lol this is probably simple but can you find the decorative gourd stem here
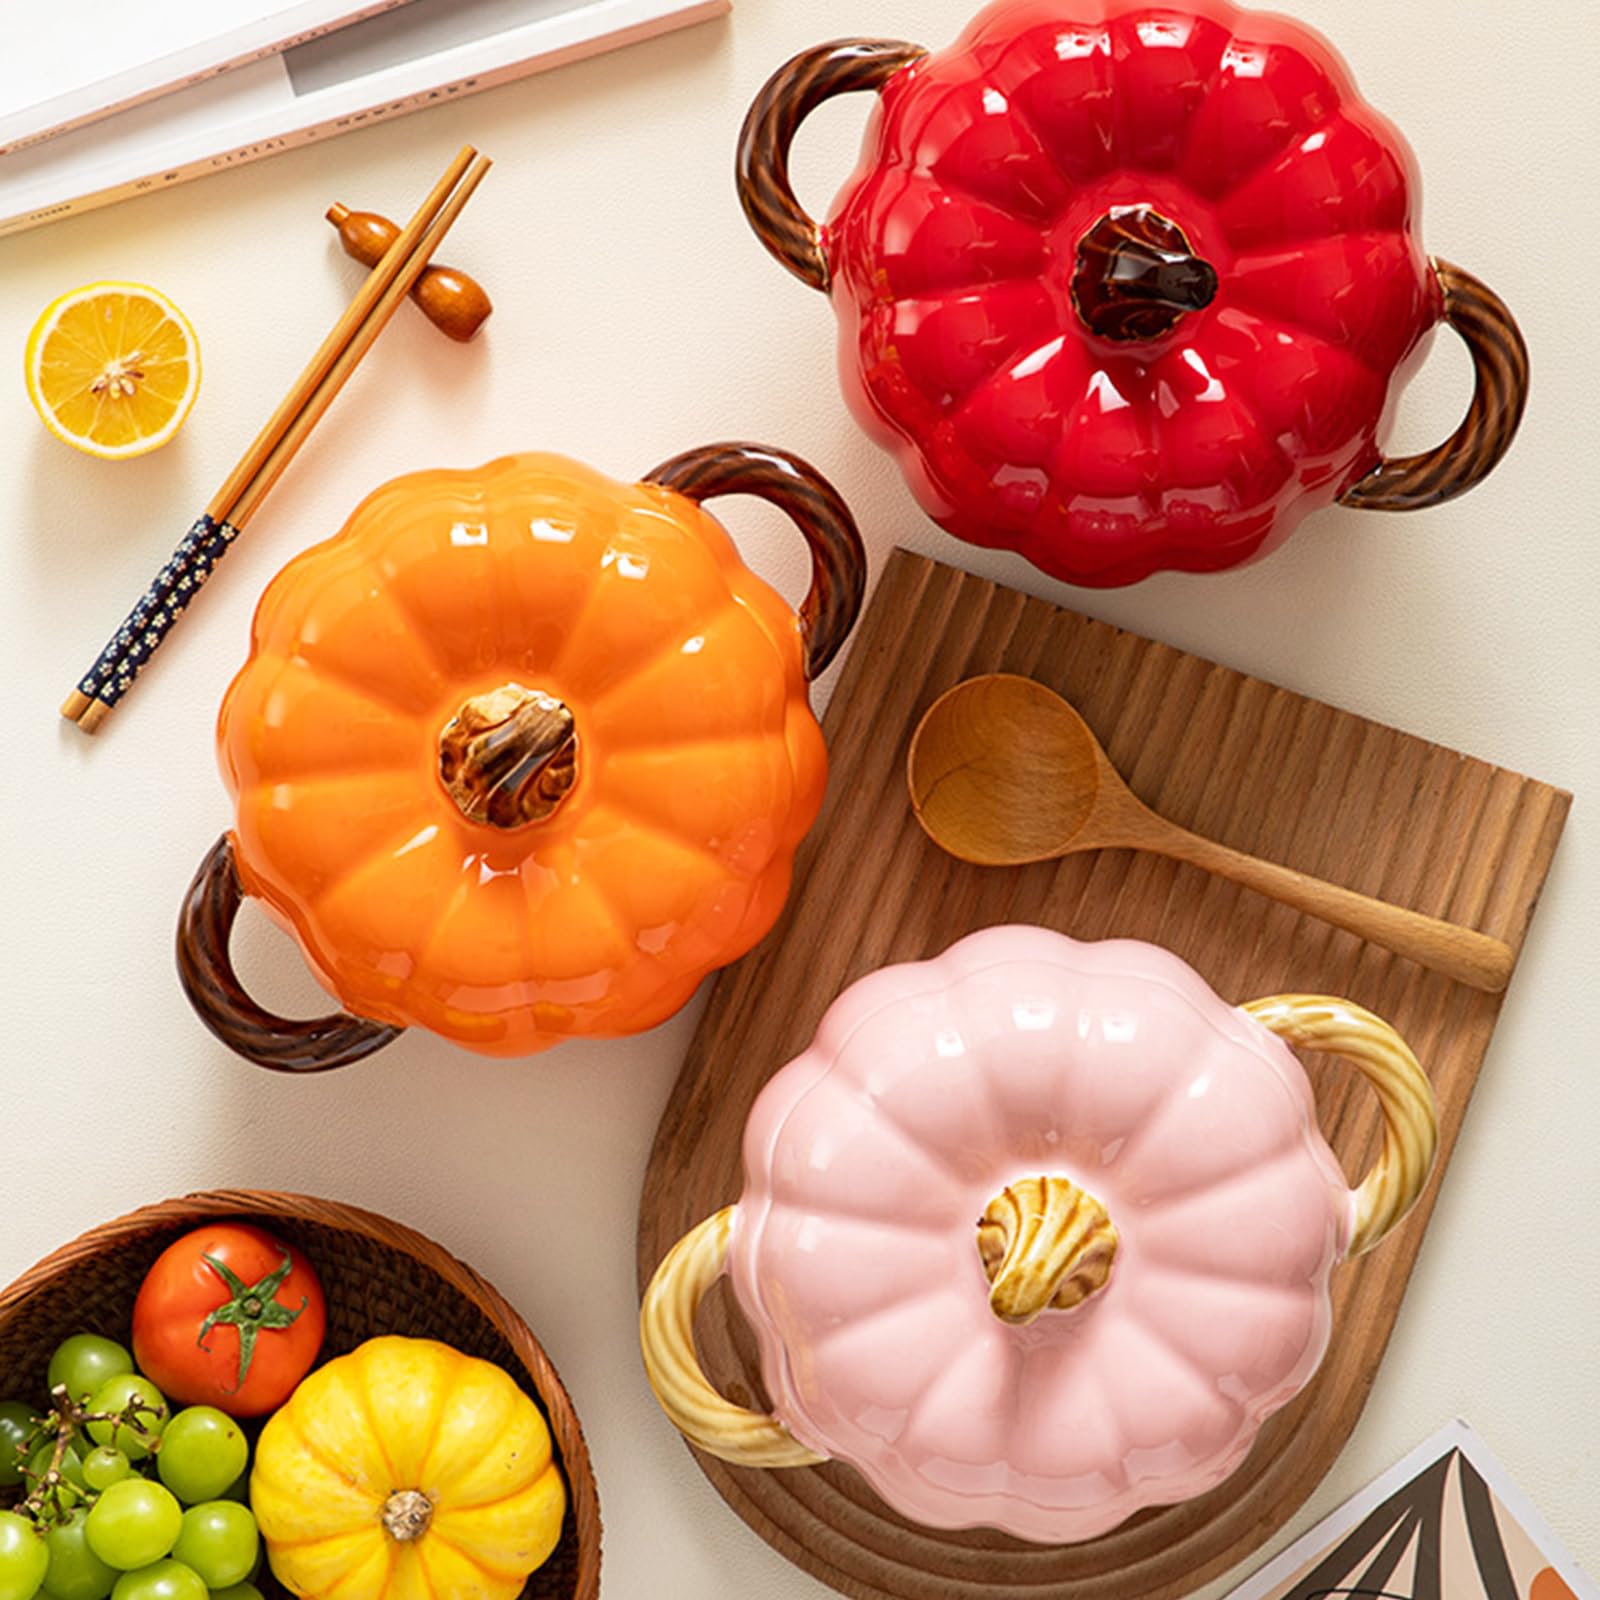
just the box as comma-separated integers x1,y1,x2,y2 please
381,1489,434,1542
439,683,579,828
978,1176,1119,1325
1071,206,1218,343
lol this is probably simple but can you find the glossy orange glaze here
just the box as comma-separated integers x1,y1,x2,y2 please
218,454,827,1056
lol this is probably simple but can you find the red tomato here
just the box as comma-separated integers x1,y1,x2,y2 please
132,1223,325,1417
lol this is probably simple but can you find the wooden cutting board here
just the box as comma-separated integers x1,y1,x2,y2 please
635,548,1570,1600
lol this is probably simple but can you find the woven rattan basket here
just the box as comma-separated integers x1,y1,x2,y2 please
0,1190,601,1600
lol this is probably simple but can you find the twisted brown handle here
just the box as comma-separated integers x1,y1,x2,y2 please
1340,260,1529,511
176,834,401,1073
645,442,866,679
737,39,928,293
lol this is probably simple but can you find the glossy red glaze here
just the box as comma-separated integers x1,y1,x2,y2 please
824,0,1442,586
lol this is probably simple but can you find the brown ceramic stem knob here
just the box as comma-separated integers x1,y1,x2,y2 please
327,203,492,342
1071,205,1218,342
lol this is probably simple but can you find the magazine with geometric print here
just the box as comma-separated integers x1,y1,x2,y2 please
1227,1420,1596,1600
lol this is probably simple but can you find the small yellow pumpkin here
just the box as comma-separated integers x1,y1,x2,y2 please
251,1336,565,1599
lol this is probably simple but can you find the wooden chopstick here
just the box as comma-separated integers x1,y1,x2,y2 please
227,155,491,529
62,147,478,732
210,146,478,524
61,147,481,732
62,146,488,734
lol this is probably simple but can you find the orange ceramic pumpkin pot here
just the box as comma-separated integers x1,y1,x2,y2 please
177,445,865,1069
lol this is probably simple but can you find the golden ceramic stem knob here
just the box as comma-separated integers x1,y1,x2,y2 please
326,203,492,341
439,685,578,829
978,1176,1119,1325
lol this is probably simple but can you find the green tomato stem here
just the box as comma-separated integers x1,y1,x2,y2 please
196,1252,308,1395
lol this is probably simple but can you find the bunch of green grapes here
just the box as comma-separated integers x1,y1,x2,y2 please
0,1336,264,1600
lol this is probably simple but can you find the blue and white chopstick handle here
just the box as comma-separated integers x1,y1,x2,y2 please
76,513,239,708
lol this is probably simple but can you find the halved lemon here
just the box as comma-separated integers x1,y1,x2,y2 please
24,281,200,459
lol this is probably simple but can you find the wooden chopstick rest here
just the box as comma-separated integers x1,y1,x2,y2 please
327,203,492,342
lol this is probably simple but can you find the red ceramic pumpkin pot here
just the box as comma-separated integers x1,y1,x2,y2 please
739,0,1529,587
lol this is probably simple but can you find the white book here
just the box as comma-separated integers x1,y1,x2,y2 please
0,0,729,238
0,0,416,155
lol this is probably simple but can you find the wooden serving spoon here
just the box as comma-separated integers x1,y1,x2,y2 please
907,673,1514,994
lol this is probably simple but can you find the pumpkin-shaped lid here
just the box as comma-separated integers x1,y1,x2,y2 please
217,450,851,1058
727,926,1360,1539
805,0,1443,583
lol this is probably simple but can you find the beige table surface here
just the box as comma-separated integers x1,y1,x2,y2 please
2,1,1596,1595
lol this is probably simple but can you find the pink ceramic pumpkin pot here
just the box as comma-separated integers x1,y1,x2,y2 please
641,926,1438,1542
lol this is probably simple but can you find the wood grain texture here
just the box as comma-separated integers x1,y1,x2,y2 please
636,549,1570,1600
176,835,402,1074
643,441,867,680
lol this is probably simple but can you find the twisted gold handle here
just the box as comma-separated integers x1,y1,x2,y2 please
1242,996,1439,1258
639,1208,825,1468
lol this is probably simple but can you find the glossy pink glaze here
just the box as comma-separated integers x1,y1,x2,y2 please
726,926,1355,1541
824,0,1441,585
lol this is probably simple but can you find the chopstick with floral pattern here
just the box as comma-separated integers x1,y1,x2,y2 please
61,145,490,734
